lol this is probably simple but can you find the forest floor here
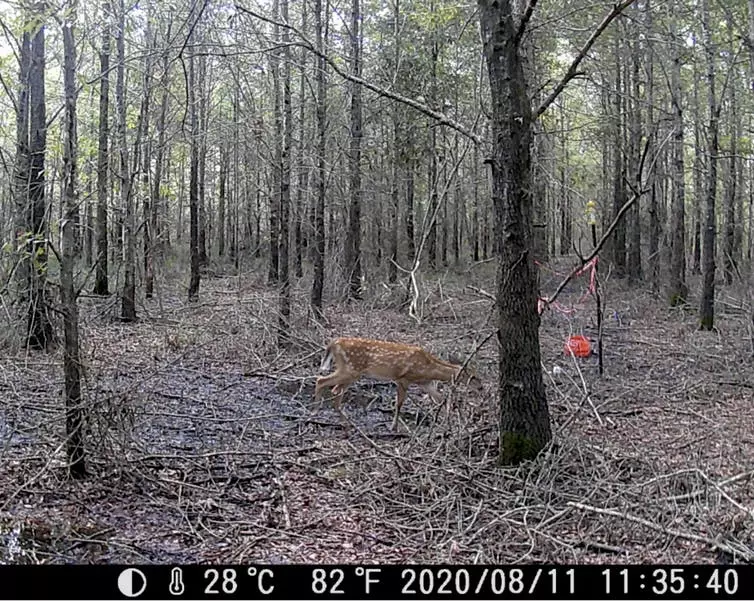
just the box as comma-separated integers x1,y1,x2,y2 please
1,257,753,564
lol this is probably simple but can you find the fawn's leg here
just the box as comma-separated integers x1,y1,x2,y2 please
315,373,353,421
331,384,345,417
392,382,407,431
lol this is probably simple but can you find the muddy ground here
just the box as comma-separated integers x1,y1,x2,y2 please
1,258,753,564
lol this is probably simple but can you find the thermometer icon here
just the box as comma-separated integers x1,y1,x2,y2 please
169,567,185,596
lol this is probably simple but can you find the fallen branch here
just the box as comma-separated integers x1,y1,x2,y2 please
568,501,754,562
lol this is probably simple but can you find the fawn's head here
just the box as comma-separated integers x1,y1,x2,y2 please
448,354,483,391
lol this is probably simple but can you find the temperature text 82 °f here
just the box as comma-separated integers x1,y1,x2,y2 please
311,567,384,595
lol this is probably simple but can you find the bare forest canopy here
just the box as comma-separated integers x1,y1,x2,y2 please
0,0,753,566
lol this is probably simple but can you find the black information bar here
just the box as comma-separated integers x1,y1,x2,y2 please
2,564,752,600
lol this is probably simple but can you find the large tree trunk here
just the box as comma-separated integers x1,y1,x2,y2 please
13,29,31,325
479,0,552,464
23,19,54,349
61,3,86,478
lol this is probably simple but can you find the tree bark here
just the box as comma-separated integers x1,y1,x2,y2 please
61,1,87,478
310,0,327,319
198,51,209,268
668,9,687,305
148,20,171,298
188,6,201,301
345,0,363,299
611,34,626,277
278,0,292,345
692,32,703,276
479,0,552,465
24,16,54,349
218,143,227,258
93,0,110,296
294,0,308,279
269,0,282,284
626,34,642,282
722,15,738,286
646,0,659,290
699,0,718,330
115,0,136,322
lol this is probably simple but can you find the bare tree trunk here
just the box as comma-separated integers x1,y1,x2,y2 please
389,0,401,284
406,162,415,262
310,0,327,319
14,29,31,316
345,0,363,299
472,143,479,262
93,0,110,296
558,101,571,255
748,0,754,272
294,0,308,280
626,33,642,282
269,0,282,284
611,35,626,277
453,140,461,265
188,6,201,301
198,51,209,268
668,7,687,305
149,21,171,296
700,0,718,330
646,0,659,290
479,0,552,464
61,2,86,478
427,145,438,269
218,144,227,258
114,0,136,321
142,24,155,300
23,18,54,349
692,32,703,276
389,121,399,282
231,67,240,263
723,15,738,286
278,0,292,345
